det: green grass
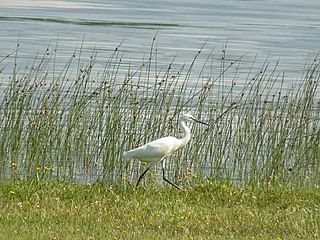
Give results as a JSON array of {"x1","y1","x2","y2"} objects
[
  {"x1": 1, "y1": 37, "x2": 319, "y2": 240},
  {"x1": 0, "y1": 181, "x2": 319, "y2": 239}
]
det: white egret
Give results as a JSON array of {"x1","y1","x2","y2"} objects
[{"x1": 123, "y1": 113, "x2": 208, "y2": 189}]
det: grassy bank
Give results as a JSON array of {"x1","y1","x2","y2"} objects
[{"x1": 0, "y1": 181, "x2": 319, "y2": 239}]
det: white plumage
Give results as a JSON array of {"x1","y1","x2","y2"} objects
[{"x1": 123, "y1": 113, "x2": 208, "y2": 189}]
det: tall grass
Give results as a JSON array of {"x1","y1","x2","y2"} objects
[{"x1": 0, "y1": 38, "x2": 319, "y2": 187}]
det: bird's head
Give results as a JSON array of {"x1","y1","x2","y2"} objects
[{"x1": 180, "y1": 113, "x2": 209, "y2": 126}]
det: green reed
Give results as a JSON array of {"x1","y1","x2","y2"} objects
[{"x1": 0, "y1": 39, "x2": 319, "y2": 187}]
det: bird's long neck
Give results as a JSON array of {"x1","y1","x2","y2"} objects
[{"x1": 178, "y1": 119, "x2": 191, "y2": 147}]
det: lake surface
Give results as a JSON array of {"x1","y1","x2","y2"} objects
[
  {"x1": 0, "y1": 0, "x2": 319, "y2": 77},
  {"x1": 0, "y1": 0, "x2": 319, "y2": 184}
]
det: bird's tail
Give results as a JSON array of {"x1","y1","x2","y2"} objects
[{"x1": 123, "y1": 151, "x2": 129, "y2": 159}]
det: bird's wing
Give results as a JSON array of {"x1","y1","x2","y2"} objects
[{"x1": 124, "y1": 137, "x2": 179, "y2": 162}]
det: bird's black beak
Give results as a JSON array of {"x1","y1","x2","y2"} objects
[{"x1": 192, "y1": 117, "x2": 209, "y2": 126}]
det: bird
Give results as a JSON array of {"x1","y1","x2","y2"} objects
[{"x1": 123, "y1": 113, "x2": 208, "y2": 190}]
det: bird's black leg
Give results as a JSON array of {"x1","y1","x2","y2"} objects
[
  {"x1": 136, "y1": 167, "x2": 150, "y2": 188},
  {"x1": 162, "y1": 159, "x2": 181, "y2": 190}
]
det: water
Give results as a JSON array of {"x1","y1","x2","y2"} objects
[
  {"x1": 0, "y1": 0, "x2": 319, "y2": 75},
  {"x1": 1, "y1": 0, "x2": 319, "y2": 184}
]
